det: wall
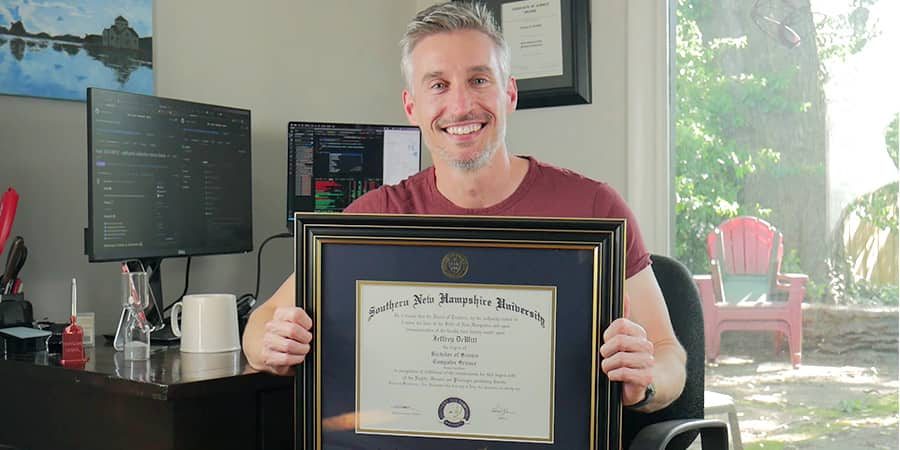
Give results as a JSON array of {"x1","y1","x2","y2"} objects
[
  {"x1": 507, "y1": 0, "x2": 628, "y2": 190},
  {"x1": 0, "y1": 0, "x2": 647, "y2": 334},
  {"x1": 0, "y1": 1, "x2": 417, "y2": 333}
]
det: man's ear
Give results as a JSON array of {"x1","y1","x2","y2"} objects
[
  {"x1": 506, "y1": 77, "x2": 518, "y2": 112},
  {"x1": 402, "y1": 89, "x2": 417, "y2": 125}
]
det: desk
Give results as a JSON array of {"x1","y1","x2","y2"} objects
[{"x1": 0, "y1": 344, "x2": 292, "y2": 450}]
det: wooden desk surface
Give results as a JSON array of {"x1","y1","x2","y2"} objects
[{"x1": 0, "y1": 344, "x2": 293, "y2": 450}]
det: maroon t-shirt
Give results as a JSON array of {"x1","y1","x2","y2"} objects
[{"x1": 345, "y1": 156, "x2": 651, "y2": 278}]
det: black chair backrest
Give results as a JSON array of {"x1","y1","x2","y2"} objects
[{"x1": 622, "y1": 254, "x2": 705, "y2": 449}]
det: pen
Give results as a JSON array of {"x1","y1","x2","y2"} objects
[
  {"x1": 71, "y1": 277, "x2": 77, "y2": 320},
  {"x1": 121, "y1": 264, "x2": 150, "y2": 331}
]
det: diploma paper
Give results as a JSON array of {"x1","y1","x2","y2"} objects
[
  {"x1": 356, "y1": 281, "x2": 556, "y2": 443},
  {"x1": 502, "y1": 0, "x2": 564, "y2": 80}
]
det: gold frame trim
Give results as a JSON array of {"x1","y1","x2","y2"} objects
[{"x1": 297, "y1": 215, "x2": 624, "y2": 450}]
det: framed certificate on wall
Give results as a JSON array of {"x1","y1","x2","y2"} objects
[
  {"x1": 294, "y1": 213, "x2": 624, "y2": 449},
  {"x1": 473, "y1": 0, "x2": 592, "y2": 109}
]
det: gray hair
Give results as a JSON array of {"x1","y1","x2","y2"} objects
[{"x1": 400, "y1": 1, "x2": 511, "y2": 92}]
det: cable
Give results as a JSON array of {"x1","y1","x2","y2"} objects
[
  {"x1": 125, "y1": 233, "x2": 288, "y2": 318},
  {"x1": 163, "y1": 256, "x2": 191, "y2": 313},
  {"x1": 251, "y1": 232, "x2": 292, "y2": 302}
]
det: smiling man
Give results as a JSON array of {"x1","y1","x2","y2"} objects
[{"x1": 243, "y1": 1, "x2": 686, "y2": 414}]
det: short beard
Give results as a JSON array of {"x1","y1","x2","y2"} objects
[
  {"x1": 439, "y1": 141, "x2": 498, "y2": 172},
  {"x1": 434, "y1": 115, "x2": 504, "y2": 173}
]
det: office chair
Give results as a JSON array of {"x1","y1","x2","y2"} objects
[{"x1": 622, "y1": 254, "x2": 729, "y2": 450}]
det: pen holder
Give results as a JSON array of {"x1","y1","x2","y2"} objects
[
  {"x1": 114, "y1": 272, "x2": 151, "y2": 359},
  {"x1": 0, "y1": 293, "x2": 33, "y2": 328}
]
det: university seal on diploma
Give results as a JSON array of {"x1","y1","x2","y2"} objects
[
  {"x1": 441, "y1": 252, "x2": 469, "y2": 279},
  {"x1": 438, "y1": 397, "x2": 471, "y2": 428}
]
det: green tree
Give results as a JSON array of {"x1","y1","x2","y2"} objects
[
  {"x1": 674, "y1": 1, "x2": 780, "y2": 272},
  {"x1": 675, "y1": 0, "x2": 882, "y2": 281},
  {"x1": 886, "y1": 113, "x2": 899, "y2": 169}
]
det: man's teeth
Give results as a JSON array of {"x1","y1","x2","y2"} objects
[{"x1": 445, "y1": 124, "x2": 483, "y2": 135}]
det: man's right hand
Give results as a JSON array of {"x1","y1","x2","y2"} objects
[{"x1": 257, "y1": 306, "x2": 313, "y2": 375}]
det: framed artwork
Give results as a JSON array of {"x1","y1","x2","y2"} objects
[
  {"x1": 295, "y1": 213, "x2": 624, "y2": 449},
  {"x1": 479, "y1": 0, "x2": 591, "y2": 109},
  {"x1": 0, "y1": 0, "x2": 153, "y2": 101}
]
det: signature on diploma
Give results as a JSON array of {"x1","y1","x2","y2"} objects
[
  {"x1": 391, "y1": 404, "x2": 422, "y2": 416},
  {"x1": 491, "y1": 405, "x2": 516, "y2": 421}
]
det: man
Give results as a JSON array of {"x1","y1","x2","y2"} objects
[{"x1": 244, "y1": 1, "x2": 686, "y2": 413}]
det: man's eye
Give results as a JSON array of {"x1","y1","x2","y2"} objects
[
  {"x1": 431, "y1": 82, "x2": 446, "y2": 90},
  {"x1": 473, "y1": 78, "x2": 488, "y2": 85}
]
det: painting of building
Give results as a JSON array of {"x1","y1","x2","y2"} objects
[
  {"x1": 0, "y1": 1, "x2": 153, "y2": 101},
  {"x1": 102, "y1": 16, "x2": 139, "y2": 50}
]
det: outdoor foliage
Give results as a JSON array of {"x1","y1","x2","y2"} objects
[
  {"x1": 674, "y1": 0, "x2": 781, "y2": 273},
  {"x1": 675, "y1": 0, "x2": 895, "y2": 305},
  {"x1": 815, "y1": 0, "x2": 881, "y2": 81}
]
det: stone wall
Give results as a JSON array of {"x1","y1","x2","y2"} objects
[
  {"x1": 717, "y1": 304, "x2": 899, "y2": 355},
  {"x1": 802, "y1": 304, "x2": 899, "y2": 354}
]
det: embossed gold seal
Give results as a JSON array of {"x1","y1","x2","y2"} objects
[{"x1": 441, "y1": 252, "x2": 469, "y2": 279}]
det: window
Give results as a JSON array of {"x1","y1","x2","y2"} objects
[{"x1": 673, "y1": 0, "x2": 898, "y2": 447}]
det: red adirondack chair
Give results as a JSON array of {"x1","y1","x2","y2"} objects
[{"x1": 693, "y1": 216, "x2": 807, "y2": 368}]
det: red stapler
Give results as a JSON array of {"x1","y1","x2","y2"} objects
[{"x1": 0, "y1": 187, "x2": 18, "y2": 253}]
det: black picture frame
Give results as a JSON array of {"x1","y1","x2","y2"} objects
[
  {"x1": 294, "y1": 213, "x2": 624, "y2": 450},
  {"x1": 477, "y1": 0, "x2": 591, "y2": 109}
]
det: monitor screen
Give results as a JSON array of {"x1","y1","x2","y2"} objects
[
  {"x1": 286, "y1": 121, "x2": 421, "y2": 224},
  {"x1": 86, "y1": 88, "x2": 253, "y2": 262}
]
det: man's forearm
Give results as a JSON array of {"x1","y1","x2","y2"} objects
[{"x1": 640, "y1": 341, "x2": 687, "y2": 413}]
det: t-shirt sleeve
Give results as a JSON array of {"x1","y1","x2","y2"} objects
[
  {"x1": 592, "y1": 185, "x2": 652, "y2": 279},
  {"x1": 343, "y1": 188, "x2": 388, "y2": 213}
]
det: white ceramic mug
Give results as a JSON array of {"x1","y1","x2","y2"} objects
[
  {"x1": 179, "y1": 350, "x2": 241, "y2": 381},
  {"x1": 170, "y1": 293, "x2": 241, "y2": 353}
]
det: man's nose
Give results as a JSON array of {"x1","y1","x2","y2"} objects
[{"x1": 447, "y1": 84, "x2": 475, "y2": 116}]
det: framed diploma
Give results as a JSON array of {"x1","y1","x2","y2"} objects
[
  {"x1": 295, "y1": 213, "x2": 624, "y2": 449},
  {"x1": 475, "y1": 0, "x2": 591, "y2": 109}
]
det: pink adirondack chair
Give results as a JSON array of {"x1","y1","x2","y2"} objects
[{"x1": 693, "y1": 216, "x2": 807, "y2": 368}]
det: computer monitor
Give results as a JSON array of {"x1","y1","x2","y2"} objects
[
  {"x1": 85, "y1": 87, "x2": 253, "y2": 339},
  {"x1": 286, "y1": 121, "x2": 421, "y2": 225}
]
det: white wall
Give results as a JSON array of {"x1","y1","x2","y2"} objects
[
  {"x1": 508, "y1": 1, "x2": 629, "y2": 188},
  {"x1": 0, "y1": 0, "x2": 663, "y2": 334},
  {"x1": 152, "y1": 0, "x2": 419, "y2": 310}
]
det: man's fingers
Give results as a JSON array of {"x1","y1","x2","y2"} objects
[
  {"x1": 273, "y1": 306, "x2": 313, "y2": 330},
  {"x1": 266, "y1": 320, "x2": 313, "y2": 344},
  {"x1": 604, "y1": 366, "x2": 653, "y2": 386},
  {"x1": 264, "y1": 333, "x2": 311, "y2": 356},
  {"x1": 262, "y1": 333, "x2": 311, "y2": 367},
  {"x1": 600, "y1": 350, "x2": 655, "y2": 374},
  {"x1": 599, "y1": 333, "x2": 654, "y2": 358},
  {"x1": 602, "y1": 317, "x2": 647, "y2": 342},
  {"x1": 263, "y1": 351, "x2": 307, "y2": 368}
]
